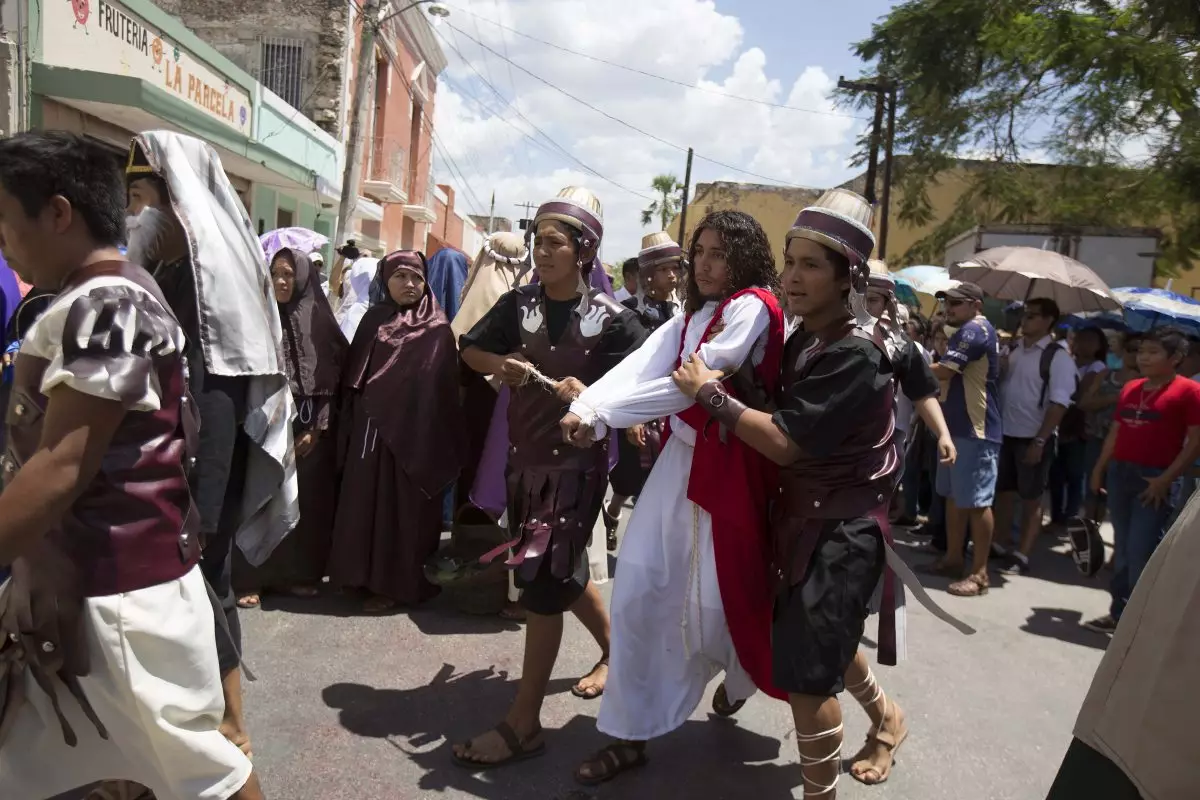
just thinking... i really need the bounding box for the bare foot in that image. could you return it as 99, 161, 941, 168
571, 658, 608, 699
236, 594, 261, 609
451, 720, 544, 767
849, 702, 907, 785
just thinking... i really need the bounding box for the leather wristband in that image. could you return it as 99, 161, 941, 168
696, 379, 747, 430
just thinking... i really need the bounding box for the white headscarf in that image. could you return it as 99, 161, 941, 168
338, 257, 379, 342
127, 130, 298, 565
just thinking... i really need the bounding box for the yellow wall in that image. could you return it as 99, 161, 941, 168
667, 183, 822, 262
672, 165, 1198, 295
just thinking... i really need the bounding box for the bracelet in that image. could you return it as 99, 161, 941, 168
696, 380, 747, 430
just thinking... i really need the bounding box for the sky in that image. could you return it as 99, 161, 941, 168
429, 0, 899, 260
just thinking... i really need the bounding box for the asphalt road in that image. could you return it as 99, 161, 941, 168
230, 510, 1114, 800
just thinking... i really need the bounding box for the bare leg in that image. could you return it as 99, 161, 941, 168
933, 499, 966, 571
967, 507, 995, 579
230, 771, 266, 800
569, 582, 611, 697
992, 491, 1017, 555
451, 602, 564, 763
844, 651, 908, 785
606, 494, 628, 519
1016, 498, 1043, 558
219, 668, 252, 757
788, 693, 843, 797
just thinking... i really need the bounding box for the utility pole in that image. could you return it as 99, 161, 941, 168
515, 200, 537, 231
838, 75, 897, 258
677, 147, 694, 246
333, 0, 382, 256
333, 1, 449, 253
487, 191, 495, 234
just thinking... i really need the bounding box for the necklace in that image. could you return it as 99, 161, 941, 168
1134, 379, 1170, 420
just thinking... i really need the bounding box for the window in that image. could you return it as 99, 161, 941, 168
277, 207, 294, 229
257, 37, 306, 110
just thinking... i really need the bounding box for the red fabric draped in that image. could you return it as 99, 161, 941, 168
665, 287, 787, 701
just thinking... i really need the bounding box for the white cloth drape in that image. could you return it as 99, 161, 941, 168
570, 294, 771, 740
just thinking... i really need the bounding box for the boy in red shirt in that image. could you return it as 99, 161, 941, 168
1084, 327, 1200, 635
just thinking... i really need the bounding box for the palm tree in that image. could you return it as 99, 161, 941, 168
641, 174, 682, 230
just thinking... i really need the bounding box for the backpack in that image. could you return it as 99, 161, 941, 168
1040, 342, 1085, 441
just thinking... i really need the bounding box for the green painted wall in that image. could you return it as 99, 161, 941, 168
253, 186, 278, 237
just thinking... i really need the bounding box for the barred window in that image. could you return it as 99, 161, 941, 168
256, 37, 306, 110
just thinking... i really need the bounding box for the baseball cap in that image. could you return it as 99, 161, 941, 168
937, 281, 984, 303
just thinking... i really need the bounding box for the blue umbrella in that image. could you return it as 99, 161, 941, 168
895, 265, 951, 287
1112, 287, 1200, 334
1063, 311, 1128, 332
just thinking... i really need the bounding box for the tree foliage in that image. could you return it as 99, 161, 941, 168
642, 174, 683, 230
843, 0, 1200, 273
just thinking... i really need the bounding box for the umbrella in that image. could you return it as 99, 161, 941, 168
950, 246, 1120, 313
1063, 311, 1128, 332
894, 265, 951, 289
1112, 287, 1200, 334
260, 227, 329, 261
892, 276, 920, 308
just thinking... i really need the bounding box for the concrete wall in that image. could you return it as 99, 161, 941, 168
154, 0, 348, 137
0, 33, 15, 136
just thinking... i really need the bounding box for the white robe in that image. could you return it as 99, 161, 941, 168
570, 294, 770, 740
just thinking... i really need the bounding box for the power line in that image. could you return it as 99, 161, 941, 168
445, 22, 819, 189
489, 0, 533, 173
444, 4, 871, 121
435, 25, 657, 202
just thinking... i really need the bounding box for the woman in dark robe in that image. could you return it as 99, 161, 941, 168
328, 250, 466, 612
235, 247, 348, 606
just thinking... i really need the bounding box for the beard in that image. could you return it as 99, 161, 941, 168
125, 206, 181, 267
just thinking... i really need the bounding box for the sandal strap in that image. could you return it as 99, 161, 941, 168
492, 721, 538, 757
846, 669, 883, 707
792, 723, 842, 796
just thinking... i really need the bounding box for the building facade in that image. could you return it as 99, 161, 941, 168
158, 0, 466, 256
0, 0, 341, 251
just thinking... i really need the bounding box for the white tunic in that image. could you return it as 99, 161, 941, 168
571, 294, 770, 740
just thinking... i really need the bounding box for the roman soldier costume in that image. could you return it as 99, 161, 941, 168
0, 261, 252, 798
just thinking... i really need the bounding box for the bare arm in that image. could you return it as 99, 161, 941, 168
1077, 370, 1116, 412
0, 386, 125, 564
461, 344, 507, 378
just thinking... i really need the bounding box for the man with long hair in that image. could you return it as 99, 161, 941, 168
560, 210, 787, 785
672, 189, 972, 798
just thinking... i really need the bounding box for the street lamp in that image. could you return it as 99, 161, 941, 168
379, 1, 451, 25
333, 0, 451, 266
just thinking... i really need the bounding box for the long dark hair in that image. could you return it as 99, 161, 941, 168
684, 210, 780, 314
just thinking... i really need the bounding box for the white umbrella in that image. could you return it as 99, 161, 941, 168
950, 246, 1120, 314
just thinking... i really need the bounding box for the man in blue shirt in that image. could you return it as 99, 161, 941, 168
928, 282, 1003, 597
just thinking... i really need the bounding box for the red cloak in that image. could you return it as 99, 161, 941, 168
664, 287, 787, 701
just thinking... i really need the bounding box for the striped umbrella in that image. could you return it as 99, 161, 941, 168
1112, 287, 1200, 334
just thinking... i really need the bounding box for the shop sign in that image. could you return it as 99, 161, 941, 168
43, 0, 253, 136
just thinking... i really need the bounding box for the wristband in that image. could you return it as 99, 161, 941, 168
696, 379, 747, 430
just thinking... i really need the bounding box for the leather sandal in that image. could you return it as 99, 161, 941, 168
603, 508, 620, 551
571, 658, 608, 699
849, 701, 908, 786
575, 740, 648, 786
948, 574, 989, 597
451, 720, 545, 770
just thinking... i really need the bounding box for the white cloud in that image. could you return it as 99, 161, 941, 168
430, 0, 866, 259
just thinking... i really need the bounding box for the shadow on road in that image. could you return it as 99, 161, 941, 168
254, 590, 523, 635
322, 664, 804, 800
1021, 607, 1110, 650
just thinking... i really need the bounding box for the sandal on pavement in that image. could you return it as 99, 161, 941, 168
499, 602, 526, 622
712, 682, 746, 717
236, 594, 261, 609
451, 721, 545, 770
575, 740, 648, 786
363, 595, 397, 613
849, 701, 908, 786
947, 574, 989, 597
571, 658, 608, 699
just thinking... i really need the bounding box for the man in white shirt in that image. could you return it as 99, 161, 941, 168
995, 297, 1077, 574
612, 258, 638, 302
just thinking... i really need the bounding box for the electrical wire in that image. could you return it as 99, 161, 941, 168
444, 3, 871, 121
435, 25, 657, 201
445, 22, 820, 188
